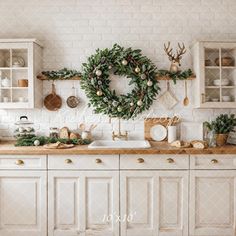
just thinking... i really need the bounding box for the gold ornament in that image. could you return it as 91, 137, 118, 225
95, 70, 102, 76
135, 67, 140, 73
122, 59, 128, 66
117, 106, 122, 112
137, 100, 143, 106
96, 90, 103, 96
147, 80, 153, 86
130, 102, 134, 107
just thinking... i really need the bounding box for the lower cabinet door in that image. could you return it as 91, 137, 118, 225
190, 170, 236, 236
48, 171, 119, 236
0, 171, 47, 236
120, 171, 188, 236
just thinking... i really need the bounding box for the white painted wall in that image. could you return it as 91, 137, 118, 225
0, 0, 235, 139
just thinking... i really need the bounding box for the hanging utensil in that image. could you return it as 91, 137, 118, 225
66, 84, 80, 108
44, 82, 62, 111
183, 80, 189, 106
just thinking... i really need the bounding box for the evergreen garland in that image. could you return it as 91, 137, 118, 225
15, 136, 91, 146
42, 68, 81, 80
80, 44, 160, 120
157, 69, 194, 84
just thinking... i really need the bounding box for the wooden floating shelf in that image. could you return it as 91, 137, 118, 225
156, 75, 196, 81
37, 74, 196, 81
37, 74, 81, 81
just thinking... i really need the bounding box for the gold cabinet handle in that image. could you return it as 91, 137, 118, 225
65, 159, 73, 164
137, 158, 144, 163
95, 158, 102, 164
211, 159, 218, 164
15, 160, 24, 165
167, 158, 175, 163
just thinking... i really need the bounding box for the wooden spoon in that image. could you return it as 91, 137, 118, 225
183, 80, 189, 106
44, 82, 62, 111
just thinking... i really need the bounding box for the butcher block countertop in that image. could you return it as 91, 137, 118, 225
0, 141, 236, 155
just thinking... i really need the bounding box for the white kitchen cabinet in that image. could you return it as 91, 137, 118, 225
0, 170, 47, 236
192, 40, 236, 108
120, 170, 188, 236
189, 170, 236, 236
0, 39, 43, 109
48, 171, 119, 236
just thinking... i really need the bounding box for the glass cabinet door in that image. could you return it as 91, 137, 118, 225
0, 47, 29, 107
203, 43, 236, 106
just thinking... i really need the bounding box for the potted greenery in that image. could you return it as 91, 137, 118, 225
204, 114, 236, 146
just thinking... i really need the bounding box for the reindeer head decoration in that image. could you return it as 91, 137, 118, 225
164, 42, 186, 73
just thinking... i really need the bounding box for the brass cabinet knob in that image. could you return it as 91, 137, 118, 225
95, 159, 102, 164
65, 159, 72, 164
211, 159, 218, 164
15, 160, 24, 165
167, 158, 175, 163
137, 158, 144, 163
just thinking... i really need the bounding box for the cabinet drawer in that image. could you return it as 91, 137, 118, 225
48, 155, 119, 170
190, 155, 236, 169
120, 155, 189, 169
0, 155, 47, 169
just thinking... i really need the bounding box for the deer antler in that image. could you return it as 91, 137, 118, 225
164, 42, 175, 61
176, 43, 186, 59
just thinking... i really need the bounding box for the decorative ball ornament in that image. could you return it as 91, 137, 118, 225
117, 106, 122, 112
95, 70, 102, 76
141, 74, 147, 80
135, 67, 141, 73
147, 80, 153, 86
122, 59, 128, 66
81, 44, 160, 119
96, 90, 103, 96
34, 140, 40, 146
19, 127, 25, 133
137, 100, 143, 106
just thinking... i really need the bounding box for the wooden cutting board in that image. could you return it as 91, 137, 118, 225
144, 118, 171, 141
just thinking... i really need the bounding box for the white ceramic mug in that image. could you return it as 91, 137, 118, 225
168, 126, 177, 143
18, 97, 24, 102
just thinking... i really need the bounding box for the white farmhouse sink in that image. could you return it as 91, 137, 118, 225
88, 140, 151, 149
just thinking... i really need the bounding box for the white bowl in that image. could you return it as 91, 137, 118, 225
213, 79, 230, 86
222, 96, 231, 102
211, 98, 219, 102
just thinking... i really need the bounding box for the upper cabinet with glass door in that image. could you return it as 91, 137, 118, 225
192, 41, 236, 108
0, 39, 43, 109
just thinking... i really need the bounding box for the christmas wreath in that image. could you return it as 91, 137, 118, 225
81, 44, 160, 119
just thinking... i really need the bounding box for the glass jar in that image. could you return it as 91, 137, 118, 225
14, 116, 35, 138
49, 127, 59, 138
208, 130, 216, 147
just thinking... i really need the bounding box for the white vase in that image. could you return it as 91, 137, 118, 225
1, 77, 10, 87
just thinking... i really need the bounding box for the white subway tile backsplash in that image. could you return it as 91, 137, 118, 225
0, 0, 234, 138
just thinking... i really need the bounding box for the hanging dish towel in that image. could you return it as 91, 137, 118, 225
158, 81, 178, 109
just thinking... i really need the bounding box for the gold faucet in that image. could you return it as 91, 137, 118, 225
112, 119, 128, 141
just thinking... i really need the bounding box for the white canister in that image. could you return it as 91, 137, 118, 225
3, 97, 9, 103
168, 126, 177, 143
